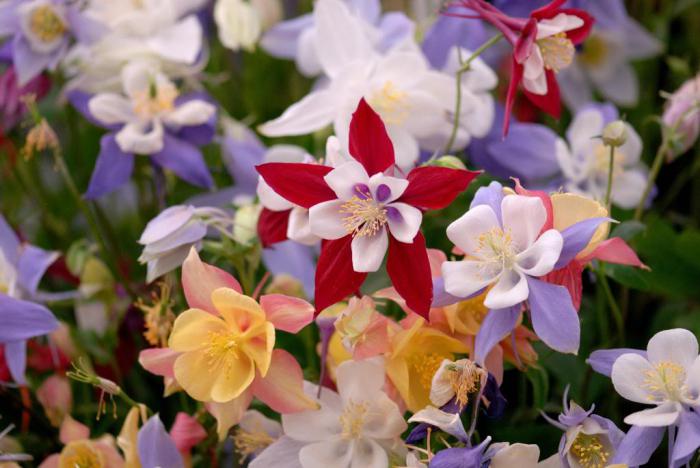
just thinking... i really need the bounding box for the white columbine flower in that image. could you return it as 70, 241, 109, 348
282, 359, 407, 468
611, 328, 700, 427
88, 61, 216, 155
555, 105, 648, 209
442, 194, 563, 309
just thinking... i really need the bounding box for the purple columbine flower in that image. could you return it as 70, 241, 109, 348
0, 214, 59, 384
0, 0, 105, 85
69, 61, 217, 199
137, 415, 185, 468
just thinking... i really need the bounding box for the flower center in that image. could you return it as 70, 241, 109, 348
59, 441, 105, 468
232, 427, 276, 463
204, 331, 241, 371
339, 400, 369, 439
410, 353, 445, 393
446, 361, 484, 411
641, 361, 688, 402
538, 32, 575, 73
29, 5, 66, 43
570, 433, 610, 468
132, 80, 178, 120
340, 185, 388, 238
368, 81, 410, 125
475, 227, 516, 268
578, 34, 608, 67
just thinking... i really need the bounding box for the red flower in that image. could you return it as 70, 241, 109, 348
257, 99, 479, 317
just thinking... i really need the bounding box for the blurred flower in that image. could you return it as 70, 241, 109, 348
663, 74, 700, 159
0, 422, 32, 465
264, 274, 306, 298
135, 282, 176, 347
214, 0, 262, 51
233, 201, 262, 246
36, 374, 73, 427
21, 117, 58, 159
170, 412, 207, 467
334, 296, 393, 360
38, 416, 124, 467
232, 410, 281, 463
0, 65, 50, 132
555, 104, 648, 209
601, 120, 628, 147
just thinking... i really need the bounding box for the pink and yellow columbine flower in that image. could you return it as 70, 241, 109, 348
38, 416, 124, 468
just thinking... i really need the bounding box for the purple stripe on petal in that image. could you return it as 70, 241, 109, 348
386, 206, 401, 222
4, 340, 27, 385
151, 134, 213, 189
555, 217, 612, 269
137, 415, 185, 468
0, 294, 58, 342
85, 134, 135, 199
474, 306, 520, 365
673, 410, 700, 466
17, 245, 58, 296
586, 348, 646, 377
470, 181, 505, 224
610, 425, 665, 466
526, 277, 580, 354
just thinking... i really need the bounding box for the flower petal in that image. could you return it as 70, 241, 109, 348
84, 134, 135, 199
251, 349, 319, 414
138, 348, 180, 378
586, 348, 646, 378
400, 167, 480, 210
515, 229, 563, 276
386, 232, 432, 318
137, 415, 185, 468
348, 98, 395, 175
485, 269, 528, 309
309, 199, 349, 240
260, 294, 314, 334
257, 162, 336, 209
623, 402, 681, 427
298, 440, 352, 468
442, 260, 500, 299
446, 204, 500, 257
206, 389, 254, 440
584, 237, 647, 269
646, 328, 699, 369
474, 306, 521, 365
610, 425, 665, 466
0, 294, 58, 342
611, 353, 656, 404
150, 135, 213, 189
351, 229, 388, 273
257, 208, 291, 247
554, 217, 610, 269
258, 89, 336, 137
168, 309, 227, 352
501, 195, 547, 252
386, 202, 422, 244
181, 247, 242, 313
315, 236, 367, 313
248, 436, 306, 468
526, 277, 579, 354
87, 93, 133, 125
323, 160, 370, 200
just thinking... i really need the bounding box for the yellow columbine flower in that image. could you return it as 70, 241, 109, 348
551, 193, 609, 258
168, 288, 275, 403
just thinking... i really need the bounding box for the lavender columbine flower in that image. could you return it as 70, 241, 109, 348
137, 415, 185, 468
0, 0, 104, 85
0, 214, 58, 384
69, 60, 217, 199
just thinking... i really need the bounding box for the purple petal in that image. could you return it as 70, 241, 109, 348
474, 306, 520, 365
0, 294, 58, 342
431, 277, 476, 308
85, 134, 135, 199
673, 411, 700, 466
377, 12, 413, 52
173, 92, 217, 146
555, 217, 611, 269
430, 437, 490, 468
137, 415, 185, 468
586, 348, 646, 377
470, 181, 505, 224
68, 90, 112, 129
559, 404, 594, 427
590, 415, 625, 449
4, 340, 27, 384
347, 0, 380, 23
262, 241, 317, 298
65, 7, 107, 44
610, 425, 665, 466
221, 135, 266, 195
17, 245, 58, 296
151, 134, 213, 189
259, 14, 312, 59
526, 277, 580, 354
422, 14, 491, 69
0, 214, 20, 265
12, 35, 54, 85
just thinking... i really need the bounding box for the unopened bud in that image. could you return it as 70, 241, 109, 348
97, 377, 121, 396
434, 155, 467, 170
602, 120, 628, 147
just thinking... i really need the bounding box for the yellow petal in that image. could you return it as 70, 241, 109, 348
242, 322, 275, 377
210, 353, 255, 403
211, 288, 266, 332
174, 349, 257, 402
551, 192, 610, 258
168, 309, 227, 352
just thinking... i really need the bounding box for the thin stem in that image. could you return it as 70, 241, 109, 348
597, 265, 625, 344
443, 33, 503, 155
466, 378, 486, 445
604, 144, 615, 208
634, 133, 670, 221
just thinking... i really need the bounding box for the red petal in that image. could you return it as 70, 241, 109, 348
523, 70, 561, 119
542, 261, 584, 311
386, 232, 432, 319
314, 237, 367, 314
561, 9, 594, 45
256, 163, 336, 209
503, 58, 524, 137
348, 98, 395, 175
257, 208, 290, 247
531, 0, 566, 19
400, 166, 480, 210
514, 18, 537, 64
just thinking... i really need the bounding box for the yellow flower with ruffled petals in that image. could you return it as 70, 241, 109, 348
168, 288, 275, 403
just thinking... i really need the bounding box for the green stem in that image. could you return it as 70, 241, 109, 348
597, 264, 625, 344
443, 34, 503, 155
604, 144, 615, 208
634, 133, 670, 221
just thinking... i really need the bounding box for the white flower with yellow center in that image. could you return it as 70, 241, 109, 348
612, 328, 700, 427
0, 249, 18, 297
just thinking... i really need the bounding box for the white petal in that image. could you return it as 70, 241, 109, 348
282, 408, 343, 443
590, 62, 639, 107
88, 93, 134, 125
684, 356, 700, 400
249, 436, 305, 468
409, 407, 468, 442
368, 173, 408, 203
618, 123, 643, 165
536, 13, 584, 39
490, 443, 541, 468
566, 108, 603, 156
442, 260, 501, 299
146, 15, 203, 65
351, 228, 388, 272
430, 360, 457, 407
515, 229, 563, 277
611, 168, 647, 209
501, 195, 548, 253
259, 89, 336, 137
361, 396, 407, 440
611, 353, 656, 404
288, 207, 319, 246
446, 204, 500, 258
121, 61, 154, 99
623, 402, 681, 427
324, 161, 370, 200
386, 202, 422, 243
298, 439, 353, 468
387, 125, 420, 172
265, 145, 312, 163
309, 200, 348, 240
139, 205, 196, 244
336, 359, 386, 402
115, 120, 164, 155
164, 100, 216, 127
296, 27, 323, 77
484, 269, 528, 309
349, 439, 389, 468
646, 328, 699, 369
257, 178, 294, 211
523, 72, 548, 96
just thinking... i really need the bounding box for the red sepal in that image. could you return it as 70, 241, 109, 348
400, 166, 480, 210
503, 57, 524, 137
386, 232, 432, 319
531, 0, 566, 18
542, 261, 584, 311
314, 236, 367, 314
256, 163, 336, 209
523, 69, 561, 119
257, 208, 290, 247
560, 9, 594, 45
514, 18, 537, 64
348, 99, 395, 175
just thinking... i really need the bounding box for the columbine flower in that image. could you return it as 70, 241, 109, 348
555, 103, 648, 209
258, 98, 478, 316
662, 73, 700, 159
232, 410, 282, 463
430, 358, 487, 412
38, 416, 125, 467
259, 0, 493, 170
72, 60, 217, 198
446, 0, 593, 134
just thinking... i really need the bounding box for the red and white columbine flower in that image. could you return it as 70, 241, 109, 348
446, 0, 593, 134
257, 99, 479, 316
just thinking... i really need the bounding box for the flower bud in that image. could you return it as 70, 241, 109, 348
233, 203, 261, 246
602, 120, 628, 147
662, 74, 700, 158
434, 155, 467, 170
214, 0, 262, 51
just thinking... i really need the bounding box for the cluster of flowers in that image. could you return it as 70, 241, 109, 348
1, 0, 699, 467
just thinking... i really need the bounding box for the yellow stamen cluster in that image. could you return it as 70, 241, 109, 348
539, 32, 575, 73
132, 81, 178, 119
339, 400, 369, 439
135, 282, 176, 347
29, 5, 66, 43
447, 361, 485, 411
58, 440, 104, 468
476, 227, 516, 268
410, 353, 446, 393
204, 332, 241, 372
232, 427, 276, 463
578, 34, 608, 67
570, 433, 610, 468
368, 81, 410, 125
642, 361, 688, 402
340, 195, 388, 238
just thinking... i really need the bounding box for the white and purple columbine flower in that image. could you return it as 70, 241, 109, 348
0, 0, 104, 85
0, 214, 59, 384
588, 328, 700, 467
70, 61, 217, 199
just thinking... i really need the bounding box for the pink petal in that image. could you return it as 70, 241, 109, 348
260, 294, 315, 334
251, 349, 319, 414
59, 415, 90, 444
584, 237, 649, 269
427, 249, 447, 278
138, 348, 180, 378
182, 247, 242, 313
513, 178, 554, 232
170, 413, 207, 453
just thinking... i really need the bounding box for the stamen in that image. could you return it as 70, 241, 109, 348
339, 400, 369, 439
133, 81, 178, 119
29, 5, 66, 43
204, 331, 241, 374
641, 361, 688, 402
233, 426, 276, 463
368, 81, 410, 125
410, 353, 445, 393
570, 433, 610, 468
475, 227, 516, 269
446, 361, 485, 411
340, 189, 388, 238
538, 32, 575, 73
